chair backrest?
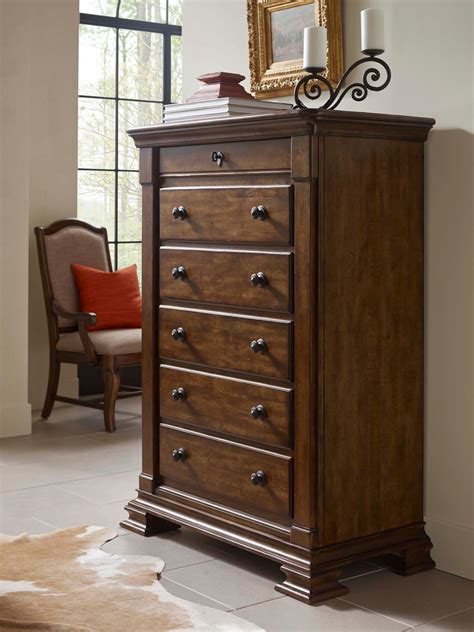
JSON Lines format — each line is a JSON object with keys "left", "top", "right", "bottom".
{"left": 35, "top": 219, "right": 112, "bottom": 334}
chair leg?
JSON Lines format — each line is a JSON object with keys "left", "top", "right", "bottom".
{"left": 41, "top": 354, "right": 61, "bottom": 419}
{"left": 102, "top": 357, "right": 120, "bottom": 433}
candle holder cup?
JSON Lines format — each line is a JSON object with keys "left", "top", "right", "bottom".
{"left": 293, "top": 50, "right": 391, "bottom": 110}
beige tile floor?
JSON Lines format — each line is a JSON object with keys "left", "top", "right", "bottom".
{"left": 0, "top": 400, "right": 472, "bottom": 631}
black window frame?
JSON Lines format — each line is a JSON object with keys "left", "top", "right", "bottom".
{"left": 78, "top": 2, "right": 182, "bottom": 269}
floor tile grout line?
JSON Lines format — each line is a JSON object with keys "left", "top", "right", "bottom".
{"left": 2, "top": 411, "right": 141, "bottom": 439}
{"left": 232, "top": 595, "right": 286, "bottom": 612}
{"left": 33, "top": 518, "right": 59, "bottom": 530}
{"left": 410, "top": 605, "right": 474, "bottom": 629}
{"left": 162, "top": 557, "right": 221, "bottom": 573}
{"left": 159, "top": 575, "right": 234, "bottom": 611}
{"left": 51, "top": 486, "right": 136, "bottom": 505}
{"left": 0, "top": 468, "right": 140, "bottom": 497}
{"left": 0, "top": 470, "right": 120, "bottom": 495}
{"left": 339, "top": 596, "right": 416, "bottom": 628}
{"left": 342, "top": 567, "right": 385, "bottom": 582}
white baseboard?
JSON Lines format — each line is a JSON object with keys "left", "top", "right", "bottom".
{"left": 425, "top": 517, "right": 474, "bottom": 580}
{"left": 0, "top": 402, "right": 32, "bottom": 438}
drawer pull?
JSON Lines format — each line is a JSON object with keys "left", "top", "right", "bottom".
{"left": 250, "top": 404, "right": 267, "bottom": 420}
{"left": 172, "top": 447, "right": 187, "bottom": 462}
{"left": 171, "top": 327, "right": 186, "bottom": 342}
{"left": 250, "top": 271, "right": 267, "bottom": 287}
{"left": 172, "top": 205, "right": 187, "bottom": 220}
{"left": 250, "top": 470, "right": 267, "bottom": 486}
{"left": 211, "top": 150, "right": 224, "bottom": 167}
{"left": 250, "top": 205, "right": 268, "bottom": 221}
{"left": 171, "top": 266, "right": 187, "bottom": 280}
{"left": 171, "top": 387, "right": 187, "bottom": 401}
{"left": 250, "top": 338, "right": 267, "bottom": 354}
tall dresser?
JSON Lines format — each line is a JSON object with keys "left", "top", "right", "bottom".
{"left": 122, "top": 109, "right": 436, "bottom": 604}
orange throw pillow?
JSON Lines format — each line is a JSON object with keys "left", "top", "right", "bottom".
{"left": 71, "top": 264, "right": 142, "bottom": 331}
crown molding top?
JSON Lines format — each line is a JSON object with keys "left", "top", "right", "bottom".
{"left": 128, "top": 109, "right": 436, "bottom": 147}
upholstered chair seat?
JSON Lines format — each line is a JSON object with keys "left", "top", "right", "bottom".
{"left": 57, "top": 328, "right": 142, "bottom": 355}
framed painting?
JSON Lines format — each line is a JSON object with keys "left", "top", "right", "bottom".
{"left": 247, "top": 0, "right": 344, "bottom": 99}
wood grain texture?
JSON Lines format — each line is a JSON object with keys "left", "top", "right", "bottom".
{"left": 160, "top": 138, "right": 290, "bottom": 174}
{"left": 159, "top": 424, "right": 292, "bottom": 517}
{"left": 128, "top": 110, "right": 434, "bottom": 148}
{"left": 122, "top": 109, "right": 435, "bottom": 605}
{"left": 159, "top": 307, "right": 292, "bottom": 380}
{"left": 291, "top": 134, "right": 319, "bottom": 549}
{"left": 160, "top": 247, "right": 293, "bottom": 312}
{"left": 139, "top": 147, "right": 161, "bottom": 490}
{"left": 160, "top": 365, "right": 292, "bottom": 447}
{"left": 321, "top": 136, "right": 425, "bottom": 545}
{"left": 160, "top": 185, "right": 293, "bottom": 244}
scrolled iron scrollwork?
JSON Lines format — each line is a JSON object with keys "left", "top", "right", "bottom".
{"left": 293, "top": 54, "right": 391, "bottom": 110}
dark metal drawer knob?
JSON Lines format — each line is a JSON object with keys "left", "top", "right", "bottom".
{"left": 171, "top": 327, "right": 186, "bottom": 341}
{"left": 171, "top": 266, "right": 187, "bottom": 280}
{"left": 172, "top": 447, "right": 187, "bottom": 462}
{"left": 250, "top": 205, "right": 268, "bottom": 221}
{"left": 211, "top": 150, "right": 224, "bottom": 167}
{"left": 172, "top": 205, "right": 187, "bottom": 220}
{"left": 171, "top": 387, "right": 187, "bottom": 401}
{"left": 250, "top": 470, "right": 267, "bottom": 486}
{"left": 250, "top": 338, "right": 267, "bottom": 354}
{"left": 250, "top": 404, "right": 267, "bottom": 420}
{"left": 250, "top": 272, "right": 267, "bottom": 287}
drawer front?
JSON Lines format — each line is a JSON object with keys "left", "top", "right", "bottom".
{"left": 160, "top": 366, "right": 292, "bottom": 447}
{"left": 160, "top": 248, "right": 292, "bottom": 312}
{"left": 159, "top": 138, "right": 291, "bottom": 174}
{"left": 160, "top": 186, "right": 293, "bottom": 245}
{"left": 159, "top": 308, "right": 292, "bottom": 380}
{"left": 160, "top": 425, "right": 292, "bottom": 517}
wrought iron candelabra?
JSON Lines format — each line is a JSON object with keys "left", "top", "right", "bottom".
{"left": 293, "top": 51, "right": 391, "bottom": 110}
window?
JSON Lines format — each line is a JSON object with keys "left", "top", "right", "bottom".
{"left": 78, "top": 0, "right": 182, "bottom": 276}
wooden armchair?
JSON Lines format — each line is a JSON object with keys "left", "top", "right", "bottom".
{"left": 35, "top": 219, "right": 141, "bottom": 432}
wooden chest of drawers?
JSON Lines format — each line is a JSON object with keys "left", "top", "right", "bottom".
{"left": 122, "top": 109, "right": 436, "bottom": 604}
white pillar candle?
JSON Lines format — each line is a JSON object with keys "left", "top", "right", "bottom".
{"left": 361, "top": 8, "right": 385, "bottom": 54}
{"left": 303, "top": 26, "right": 327, "bottom": 71}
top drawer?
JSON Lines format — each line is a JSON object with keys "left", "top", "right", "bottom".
{"left": 159, "top": 138, "right": 291, "bottom": 174}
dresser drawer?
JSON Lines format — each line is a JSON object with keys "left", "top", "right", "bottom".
{"left": 160, "top": 425, "right": 292, "bottom": 517}
{"left": 160, "top": 186, "right": 293, "bottom": 245}
{"left": 160, "top": 366, "right": 292, "bottom": 447}
{"left": 160, "top": 248, "right": 292, "bottom": 312}
{"left": 159, "top": 138, "right": 290, "bottom": 174}
{"left": 159, "top": 307, "right": 292, "bottom": 380}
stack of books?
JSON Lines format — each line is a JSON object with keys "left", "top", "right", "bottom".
{"left": 164, "top": 97, "right": 292, "bottom": 124}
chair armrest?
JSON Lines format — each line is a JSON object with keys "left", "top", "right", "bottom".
{"left": 52, "top": 300, "right": 97, "bottom": 327}
{"left": 52, "top": 300, "right": 98, "bottom": 363}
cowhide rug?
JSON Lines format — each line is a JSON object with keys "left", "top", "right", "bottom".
{"left": 0, "top": 526, "right": 262, "bottom": 632}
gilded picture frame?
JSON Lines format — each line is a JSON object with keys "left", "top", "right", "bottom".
{"left": 247, "top": 0, "right": 344, "bottom": 99}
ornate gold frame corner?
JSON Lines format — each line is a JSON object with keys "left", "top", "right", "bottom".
{"left": 247, "top": 0, "right": 344, "bottom": 99}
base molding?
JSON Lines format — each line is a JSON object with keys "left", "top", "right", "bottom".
{"left": 120, "top": 500, "right": 180, "bottom": 537}
{"left": 425, "top": 517, "right": 474, "bottom": 580}
{"left": 0, "top": 402, "right": 31, "bottom": 438}
{"left": 122, "top": 490, "right": 436, "bottom": 604}
{"left": 276, "top": 565, "right": 349, "bottom": 604}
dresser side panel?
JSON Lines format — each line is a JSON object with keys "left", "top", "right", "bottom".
{"left": 321, "top": 135, "right": 425, "bottom": 545}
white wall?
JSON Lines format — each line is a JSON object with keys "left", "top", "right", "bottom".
{"left": 0, "top": 0, "right": 79, "bottom": 437}
{"left": 183, "top": 0, "right": 250, "bottom": 96}
{"left": 27, "top": 0, "right": 80, "bottom": 412}
{"left": 0, "top": 0, "right": 32, "bottom": 438}
{"left": 182, "top": 0, "right": 474, "bottom": 579}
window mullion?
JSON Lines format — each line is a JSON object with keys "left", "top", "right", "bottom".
{"left": 163, "top": 33, "right": 171, "bottom": 105}
{"left": 114, "top": 27, "right": 119, "bottom": 270}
